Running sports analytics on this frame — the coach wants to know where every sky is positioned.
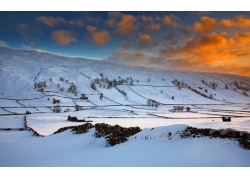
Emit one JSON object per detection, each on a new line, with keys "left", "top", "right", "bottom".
{"left": 1, "top": 11, "right": 250, "bottom": 77}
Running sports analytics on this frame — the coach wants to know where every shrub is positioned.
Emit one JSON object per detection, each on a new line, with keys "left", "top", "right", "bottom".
{"left": 107, "top": 82, "right": 112, "bottom": 89}
{"left": 242, "top": 90, "right": 248, "bottom": 97}
{"left": 60, "top": 77, "right": 64, "bottom": 81}
{"left": 173, "top": 106, "right": 184, "bottom": 112}
{"left": 91, "top": 82, "right": 96, "bottom": 90}
{"left": 53, "top": 105, "right": 61, "bottom": 113}
{"left": 186, "top": 107, "right": 191, "bottom": 112}
{"left": 53, "top": 98, "right": 60, "bottom": 104}
{"left": 211, "top": 82, "right": 217, "bottom": 90}
{"left": 81, "top": 93, "right": 86, "bottom": 99}
{"left": 68, "top": 83, "right": 77, "bottom": 95}
{"left": 64, "top": 108, "right": 70, "bottom": 112}
{"left": 117, "top": 88, "right": 127, "bottom": 97}
{"left": 75, "top": 105, "right": 82, "bottom": 111}
{"left": 37, "top": 81, "right": 47, "bottom": 91}
{"left": 147, "top": 99, "right": 159, "bottom": 107}
{"left": 26, "top": 111, "right": 31, "bottom": 114}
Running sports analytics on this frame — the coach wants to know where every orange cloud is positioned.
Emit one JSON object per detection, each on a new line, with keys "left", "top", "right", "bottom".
{"left": 36, "top": 16, "right": 66, "bottom": 26}
{"left": 162, "top": 15, "right": 178, "bottom": 26}
{"left": 51, "top": 30, "right": 76, "bottom": 45}
{"left": 184, "top": 32, "right": 228, "bottom": 51}
{"left": 155, "top": 57, "right": 250, "bottom": 77}
{"left": 221, "top": 15, "right": 250, "bottom": 28}
{"left": 116, "top": 14, "right": 137, "bottom": 36}
{"left": 160, "top": 32, "right": 235, "bottom": 64}
{"left": 92, "top": 31, "right": 111, "bottom": 45}
{"left": 106, "top": 50, "right": 148, "bottom": 66}
{"left": 106, "top": 12, "right": 122, "bottom": 27}
{"left": 194, "top": 16, "right": 218, "bottom": 33}
{"left": 137, "top": 34, "right": 150, "bottom": 43}
{"left": 146, "top": 23, "right": 161, "bottom": 32}
{"left": 141, "top": 15, "right": 154, "bottom": 23}
{"left": 86, "top": 25, "right": 96, "bottom": 33}
{"left": 233, "top": 31, "right": 250, "bottom": 45}
{"left": 137, "top": 33, "right": 151, "bottom": 49}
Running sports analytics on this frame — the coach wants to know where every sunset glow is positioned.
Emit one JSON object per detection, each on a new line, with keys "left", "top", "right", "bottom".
{"left": 1, "top": 11, "right": 250, "bottom": 76}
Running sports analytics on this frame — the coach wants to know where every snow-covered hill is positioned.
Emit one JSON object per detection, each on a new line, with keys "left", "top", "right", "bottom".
{"left": 1, "top": 47, "right": 250, "bottom": 105}
{"left": 1, "top": 47, "right": 250, "bottom": 167}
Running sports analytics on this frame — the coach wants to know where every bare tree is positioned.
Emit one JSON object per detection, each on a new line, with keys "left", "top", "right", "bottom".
{"left": 242, "top": 90, "right": 248, "bottom": 97}
{"left": 53, "top": 105, "right": 61, "bottom": 113}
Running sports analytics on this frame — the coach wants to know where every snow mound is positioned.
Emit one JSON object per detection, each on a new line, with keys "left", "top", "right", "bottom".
{"left": 130, "top": 124, "right": 188, "bottom": 141}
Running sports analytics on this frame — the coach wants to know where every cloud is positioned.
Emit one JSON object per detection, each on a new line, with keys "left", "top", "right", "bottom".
{"left": 194, "top": 16, "right": 218, "bottom": 33}
{"left": 122, "top": 40, "right": 131, "bottom": 49}
{"left": 0, "top": 40, "right": 9, "bottom": 47}
{"left": 69, "top": 19, "right": 84, "bottom": 26}
{"left": 18, "top": 24, "right": 40, "bottom": 47}
{"left": 116, "top": 14, "right": 137, "bottom": 36}
{"left": 162, "top": 15, "right": 179, "bottom": 26}
{"left": 86, "top": 25, "right": 96, "bottom": 33}
{"left": 36, "top": 16, "right": 66, "bottom": 26}
{"left": 146, "top": 23, "right": 161, "bottom": 32}
{"left": 137, "top": 33, "right": 151, "bottom": 49}
{"left": 51, "top": 30, "right": 76, "bottom": 45}
{"left": 159, "top": 32, "right": 232, "bottom": 64}
{"left": 92, "top": 31, "right": 111, "bottom": 45}
{"left": 141, "top": 15, "right": 154, "bottom": 23}
{"left": 106, "top": 50, "right": 148, "bottom": 66}
{"left": 221, "top": 15, "right": 250, "bottom": 28}
{"left": 181, "top": 26, "right": 192, "bottom": 35}
{"left": 18, "top": 23, "right": 30, "bottom": 35}
{"left": 164, "top": 32, "right": 178, "bottom": 45}
{"left": 106, "top": 11, "right": 122, "bottom": 27}
{"left": 233, "top": 31, "right": 250, "bottom": 45}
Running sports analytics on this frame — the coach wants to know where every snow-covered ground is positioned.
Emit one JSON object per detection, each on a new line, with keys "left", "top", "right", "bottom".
{"left": 0, "top": 47, "right": 250, "bottom": 167}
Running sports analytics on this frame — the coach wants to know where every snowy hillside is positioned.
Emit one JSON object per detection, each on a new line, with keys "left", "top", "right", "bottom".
{"left": 0, "top": 47, "right": 250, "bottom": 167}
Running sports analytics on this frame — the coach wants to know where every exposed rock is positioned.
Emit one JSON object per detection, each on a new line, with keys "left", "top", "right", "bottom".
{"left": 243, "top": 139, "right": 249, "bottom": 148}
{"left": 219, "top": 129, "right": 229, "bottom": 138}
{"left": 239, "top": 131, "right": 245, "bottom": 138}
{"left": 94, "top": 123, "right": 141, "bottom": 146}
{"left": 233, "top": 131, "right": 239, "bottom": 138}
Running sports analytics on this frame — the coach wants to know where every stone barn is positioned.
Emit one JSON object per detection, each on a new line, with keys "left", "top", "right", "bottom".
{"left": 222, "top": 116, "right": 231, "bottom": 122}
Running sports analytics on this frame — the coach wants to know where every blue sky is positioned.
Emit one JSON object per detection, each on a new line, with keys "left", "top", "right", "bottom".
{"left": 1, "top": 11, "right": 250, "bottom": 76}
